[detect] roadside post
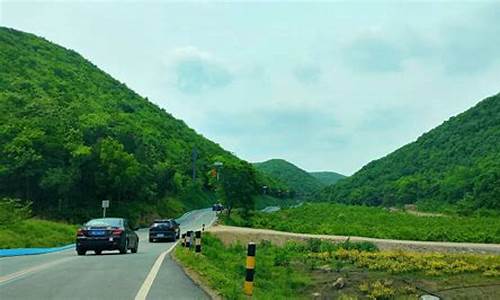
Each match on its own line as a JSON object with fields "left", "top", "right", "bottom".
{"left": 102, "top": 200, "right": 109, "bottom": 218}
{"left": 189, "top": 231, "right": 194, "bottom": 249}
{"left": 195, "top": 230, "right": 202, "bottom": 253}
{"left": 202, "top": 224, "right": 205, "bottom": 231}
{"left": 186, "top": 231, "right": 193, "bottom": 248}
{"left": 181, "top": 233, "right": 186, "bottom": 247}
{"left": 243, "top": 242, "right": 256, "bottom": 296}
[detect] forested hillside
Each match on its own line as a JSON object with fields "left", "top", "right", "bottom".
{"left": 253, "top": 159, "right": 324, "bottom": 197}
{"left": 310, "top": 171, "right": 346, "bottom": 185}
{"left": 319, "top": 93, "right": 500, "bottom": 213}
{"left": 0, "top": 27, "right": 251, "bottom": 223}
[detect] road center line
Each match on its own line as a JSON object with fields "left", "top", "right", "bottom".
{"left": 0, "top": 256, "right": 75, "bottom": 285}
{"left": 134, "top": 242, "right": 178, "bottom": 300}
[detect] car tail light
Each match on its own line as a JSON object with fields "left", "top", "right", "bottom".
{"left": 112, "top": 229, "right": 123, "bottom": 236}
{"left": 76, "top": 228, "right": 85, "bottom": 236}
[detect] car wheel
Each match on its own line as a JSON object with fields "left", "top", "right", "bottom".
{"left": 95, "top": 250, "right": 102, "bottom": 255}
{"left": 149, "top": 238, "right": 154, "bottom": 243}
{"left": 77, "top": 249, "right": 86, "bottom": 256}
{"left": 120, "top": 239, "right": 128, "bottom": 254}
{"left": 132, "top": 241, "right": 138, "bottom": 253}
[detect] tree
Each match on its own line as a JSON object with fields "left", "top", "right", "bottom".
{"left": 211, "top": 157, "right": 258, "bottom": 218}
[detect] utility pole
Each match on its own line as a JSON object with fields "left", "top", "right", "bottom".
{"left": 213, "top": 161, "right": 223, "bottom": 181}
{"left": 192, "top": 148, "right": 198, "bottom": 181}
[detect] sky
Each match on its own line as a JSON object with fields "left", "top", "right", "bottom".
{"left": 1, "top": 1, "right": 500, "bottom": 175}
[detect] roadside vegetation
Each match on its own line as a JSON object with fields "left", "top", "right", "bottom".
{"left": 0, "top": 198, "right": 76, "bottom": 248}
{"left": 224, "top": 203, "right": 500, "bottom": 243}
{"left": 175, "top": 233, "right": 500, "bottom": 299}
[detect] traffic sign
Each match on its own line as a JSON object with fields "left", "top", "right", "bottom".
{"left": 102, "top": 200, "right": 109, "bottom": 208}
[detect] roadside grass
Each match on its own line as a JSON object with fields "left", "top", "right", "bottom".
{"left": 174, "top": 233, "right": 312, "bottom": 299}
{"left": 0, "top": 219, "right": 77, "bottom": 248}
{"left": 225, "top": 203, "right": 500, "bottom": 243}
{"left": 0, "top": 198, "right": 77, "bottom": 249}
{"left": 176, "top": 234, "right": 500, "bottom": 299}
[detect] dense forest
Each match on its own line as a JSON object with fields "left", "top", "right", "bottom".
{"left": 253, "top": 159, "right": 326, "bottom": 197}
{"left": 0, "top": 27, "right": 262, "bottom": 224}
{"left": 310, "top": 171, "right": 346, "bottom": 185}
{"left": 319, "top": 93, "right": 500, "bottom": 214}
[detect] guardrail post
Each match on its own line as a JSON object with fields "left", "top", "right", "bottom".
{"left": 195, "top": 230, "right": 202, "bottom": 253}
{"left": 181, "top": 233, "right": 186, "bottom": 247}
{"left": 186, "top": 231, "right": 192, "bottom": 248}
{"left": 202, "top": 223, "right": 205, "bottom": 231}
{"left": 243, "top": 242, "right": 256, "bottom": 296}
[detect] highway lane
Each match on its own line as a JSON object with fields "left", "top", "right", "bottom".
{"left": 0, "top": 208, "right": 216, "bottom": 300}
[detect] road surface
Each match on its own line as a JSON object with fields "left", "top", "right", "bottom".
{"left": 0, "top": 208, "right": 216, "bottom": 300}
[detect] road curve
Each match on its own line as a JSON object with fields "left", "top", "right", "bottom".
{"left": 0, "top": 208, "right": 216, "bottom": 300}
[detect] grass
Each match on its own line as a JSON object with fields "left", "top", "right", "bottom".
{"left": 0, "top": 219, "right": 77, "bottom": 248}
{"left": 225, "top": 203, "right": 500, "bottom": 243}
{"left": 175, "top": 233, "right": 313, "bottom": 299}
{"left": 175, "top": 234, "right": 500, "bottom": 299}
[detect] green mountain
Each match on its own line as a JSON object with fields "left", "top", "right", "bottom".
{"left": 310, "top": 171, "right": 346, "bottom": 185}
{"left": 253, "top": 159, "right": 324, "bottom": 197}
{"left": 320, "top": 93, "right": 500, "bottom": 212}
{"left": 0, "top": 27, "right": 246, "bottom": 223}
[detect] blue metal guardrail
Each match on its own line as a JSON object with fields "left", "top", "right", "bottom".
{"left": 0, "top": 244, "right": 75, "bottom": 257}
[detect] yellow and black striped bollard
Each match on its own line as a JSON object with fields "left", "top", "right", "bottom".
{"left": 195, "top": 230, "right": 202, "bottom": 253}
{"left": 243, "top": 242, "right": 256, "bottom": 296}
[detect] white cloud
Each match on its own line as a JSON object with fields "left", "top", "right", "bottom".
{"left": 167, "top": 46, "right": 234, "bottom": 94}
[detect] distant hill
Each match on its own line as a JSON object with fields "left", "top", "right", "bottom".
{"left": 0, "top": 27, "right": 245, "bottom": 223}
{"left": 319, "top": 93, "right": 500, "bottom": 212}
{"left": 253, "top": 159, "right": 325, "bottom": 197}
{"left": 310, "top": 171, "right": 346, "bottom": 185}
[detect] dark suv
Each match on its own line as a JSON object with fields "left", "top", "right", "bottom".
{"left": 76, "top": 218, "right": 139, "bottom": 255}
{"left": 149, "top": 219, "right": 180, "bottom": 242}
{"left": 212, "top": 203, "right": 224, "bottom": 211}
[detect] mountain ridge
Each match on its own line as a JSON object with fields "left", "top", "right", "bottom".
{"left": 319, "top": 93, "right": 500, "bottom": 212}
{"left": 0, "top": 27, "right": 244, "bottom": 223}
{"left": 310, "top": 171, "right": 346, "bottom": 185}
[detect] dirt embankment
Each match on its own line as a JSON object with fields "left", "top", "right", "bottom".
{"left": 208, "top": 225, "right": 500, "bottom": 254}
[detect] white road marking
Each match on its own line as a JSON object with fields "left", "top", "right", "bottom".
{"left": 134, "top": 242, "right": 178, "bottom": 300}
{"left": 0, "top": 256, "right": 75, "bottom": 285}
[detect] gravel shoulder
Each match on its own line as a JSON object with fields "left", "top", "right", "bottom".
{"left": 208, "top": 225, "right": 500, "bottom": 254}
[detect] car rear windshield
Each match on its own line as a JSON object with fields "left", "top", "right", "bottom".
{"left": 151, "top": 221, "right": 172, "bottom": 230}
{"left": 86, "top": 218, "right": 122, "bottom": 227}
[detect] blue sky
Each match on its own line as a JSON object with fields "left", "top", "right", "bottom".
{"left": 2, "top": 1, "right": 500, "bottom": 175}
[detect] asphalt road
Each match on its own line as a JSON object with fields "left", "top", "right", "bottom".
{"left": 0, "top": 208, "right": 216, "bottom": 300}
